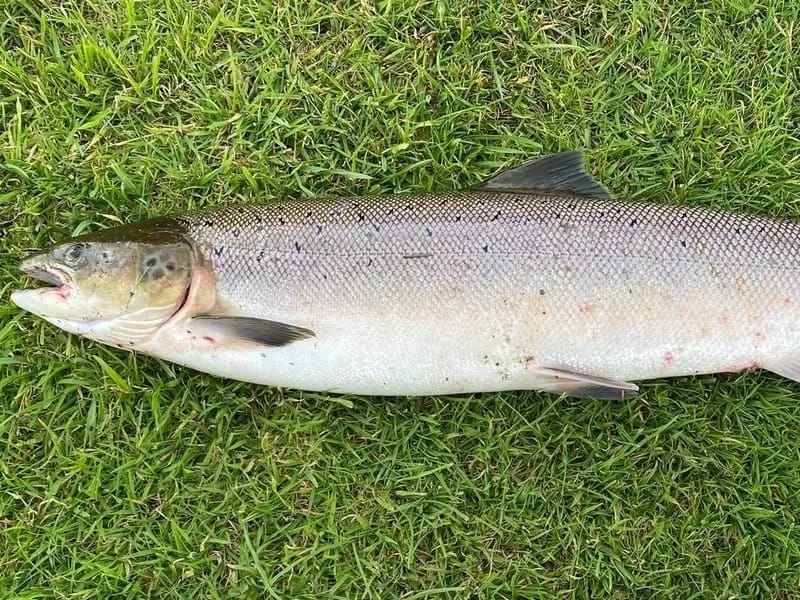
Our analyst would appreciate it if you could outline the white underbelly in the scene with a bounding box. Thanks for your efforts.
[139,303,796,395]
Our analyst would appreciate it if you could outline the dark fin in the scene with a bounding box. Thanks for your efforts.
[531,366,638,399]
[477,151,611,199]
[191,316,315,347]
[762,356,800,383]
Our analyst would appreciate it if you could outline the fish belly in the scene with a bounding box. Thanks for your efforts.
[146,268,800,395]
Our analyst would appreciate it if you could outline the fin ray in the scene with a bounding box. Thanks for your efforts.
[531,366,638,399]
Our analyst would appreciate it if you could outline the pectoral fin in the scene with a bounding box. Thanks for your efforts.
[531,366,638,399]
[190,315,315,347]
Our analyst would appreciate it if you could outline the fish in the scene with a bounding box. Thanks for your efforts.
[11,151,800,398]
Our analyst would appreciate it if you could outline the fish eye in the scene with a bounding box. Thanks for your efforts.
[64,243,86,265]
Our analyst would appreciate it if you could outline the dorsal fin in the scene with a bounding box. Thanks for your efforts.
[477,151,611,199]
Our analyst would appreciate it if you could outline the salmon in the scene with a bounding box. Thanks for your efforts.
[12,152,800,397]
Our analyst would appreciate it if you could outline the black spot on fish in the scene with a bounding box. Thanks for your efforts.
[735,227,741,235]
[294,241,301,253]
[568,203,576,209]
[317,225,323,234]
[425,228,432,237]
[629,219,638,227]
[680,240,687,248]
[204,219,213,227]
[482,244,489,252]
[214,247,224,257]
[257,251,264,262]
[455,215,462,222]
[233,229,240,238]
[145,257,157,267]
[367,258,373,267]
[491,211,501,221]
[166,262,175,272]
[358,213,365,222]
[539,289,545,295]
[306,211,313,219]
[279,217,285,225]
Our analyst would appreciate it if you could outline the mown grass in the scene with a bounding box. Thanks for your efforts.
[1,0,800,597]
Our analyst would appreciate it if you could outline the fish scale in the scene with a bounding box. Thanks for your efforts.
[177,194,800,304]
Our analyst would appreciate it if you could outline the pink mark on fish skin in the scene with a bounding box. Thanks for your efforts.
[522,355,536,368]
[784,297,793,306]
[719,315,730,326]
[202,336,215,343]
[663,352,674,365]
[755,331,766,341]
[726,360,760,373]
[578,303,594,315]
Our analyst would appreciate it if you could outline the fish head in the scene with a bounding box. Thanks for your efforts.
[11,218,194,345]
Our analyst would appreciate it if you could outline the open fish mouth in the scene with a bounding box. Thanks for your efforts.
[18,259,74,296]
[10,256,79,319]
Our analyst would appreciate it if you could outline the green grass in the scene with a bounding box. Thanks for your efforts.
[1,0,800,597]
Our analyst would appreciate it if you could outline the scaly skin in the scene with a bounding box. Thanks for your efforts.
[133,192,800,395]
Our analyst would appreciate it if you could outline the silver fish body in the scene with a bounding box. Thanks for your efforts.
[140,191,800,396]
[14,152,800,397]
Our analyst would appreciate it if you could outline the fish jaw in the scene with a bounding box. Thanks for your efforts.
[9,293,96,338]
[12,290,177,350]
[11,287,103,339]
[11,254,79,320]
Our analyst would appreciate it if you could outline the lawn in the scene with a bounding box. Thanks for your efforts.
[1,0,800,597]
